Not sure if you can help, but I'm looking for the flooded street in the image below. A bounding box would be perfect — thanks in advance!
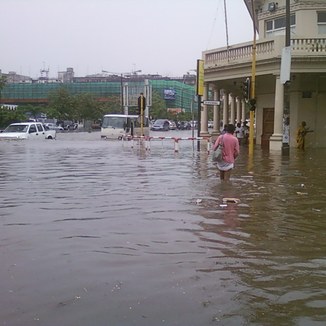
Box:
[1,131,326,326]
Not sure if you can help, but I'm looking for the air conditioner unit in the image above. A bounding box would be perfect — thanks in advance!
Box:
[268,2,276,12]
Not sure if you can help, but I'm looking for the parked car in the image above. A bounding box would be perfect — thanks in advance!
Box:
[58,120,78,131]
[168,121,177,130]
[44,123,64,131]
[190,121,198,129]
[178,121,191,130]
[65,122,78,130]
[0,122,56,140]
[151,119,170,131]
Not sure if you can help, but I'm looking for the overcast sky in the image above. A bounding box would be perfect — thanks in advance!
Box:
[1,0,253,78]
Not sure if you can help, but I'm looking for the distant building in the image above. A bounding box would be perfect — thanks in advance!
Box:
[5,71,32,84]
[58,67,74,83]
[0,67,196,112]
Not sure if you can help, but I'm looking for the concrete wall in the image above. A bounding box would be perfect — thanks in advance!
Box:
[316,93,326,147]
[291,75,326,148]
[295,9,317,37]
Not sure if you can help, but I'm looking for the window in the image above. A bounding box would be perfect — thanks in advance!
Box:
[266,14,296,37]
[29,125,37,133]
[274,17,286,29]
[318,12,326,34]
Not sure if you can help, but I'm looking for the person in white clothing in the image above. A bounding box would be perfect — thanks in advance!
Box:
[235,122,244,145]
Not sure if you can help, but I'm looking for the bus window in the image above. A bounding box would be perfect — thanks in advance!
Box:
[101,114,149,139]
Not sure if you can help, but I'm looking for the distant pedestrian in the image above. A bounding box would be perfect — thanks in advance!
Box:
[296,121,313,150]
[235,122,244,145]
[221,124,228,134]
[213,124,240,181]
[243,121,249,144]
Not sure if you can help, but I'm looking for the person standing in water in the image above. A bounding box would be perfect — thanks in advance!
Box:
[212,124,240,181]
[296,121,313,150]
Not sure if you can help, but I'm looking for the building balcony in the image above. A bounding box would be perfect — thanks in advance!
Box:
[203,36,326,83]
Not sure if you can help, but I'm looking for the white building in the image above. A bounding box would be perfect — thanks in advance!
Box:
[202,0,326,149]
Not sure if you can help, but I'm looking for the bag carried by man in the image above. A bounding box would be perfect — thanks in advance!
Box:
[212,136,224,162]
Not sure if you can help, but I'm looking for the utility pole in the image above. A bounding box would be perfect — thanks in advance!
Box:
[249,0,257,156]
[138,93,145,136]
[196,59,204,151]
[120,74,124,114]
[286,0,290,48]
[282,0,291,154]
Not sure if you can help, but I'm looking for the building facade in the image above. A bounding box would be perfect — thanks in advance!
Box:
[202,0,326,149]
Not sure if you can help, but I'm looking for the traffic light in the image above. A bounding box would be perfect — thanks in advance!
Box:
[243,77,251,101]
[137,93,146,115]
[249,98,256,111]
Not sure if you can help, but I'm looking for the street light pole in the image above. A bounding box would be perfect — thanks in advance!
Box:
[120,74,124,114]
[249,0,257,156]
[103,69,142,115]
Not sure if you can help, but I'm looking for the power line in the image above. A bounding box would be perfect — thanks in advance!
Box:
[223,0,230,61]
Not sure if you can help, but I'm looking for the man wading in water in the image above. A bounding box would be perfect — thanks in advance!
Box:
[212,124,239,181]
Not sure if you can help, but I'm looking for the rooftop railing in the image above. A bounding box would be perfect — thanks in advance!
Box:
[204,36,326,69]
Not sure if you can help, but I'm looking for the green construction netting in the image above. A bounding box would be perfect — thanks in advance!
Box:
[2,80,196,112]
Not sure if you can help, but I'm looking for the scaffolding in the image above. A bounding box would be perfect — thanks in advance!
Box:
[1,80,196,112]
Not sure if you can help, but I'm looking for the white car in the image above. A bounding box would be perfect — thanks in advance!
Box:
[169,121,177,130]
[45,123,64,131]
[0,122,56,140]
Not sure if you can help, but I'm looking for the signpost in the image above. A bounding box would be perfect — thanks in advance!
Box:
[138,93,146,136]
[203,100,220,106]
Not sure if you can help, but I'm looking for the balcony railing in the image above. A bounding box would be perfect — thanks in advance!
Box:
[204,36,326,69]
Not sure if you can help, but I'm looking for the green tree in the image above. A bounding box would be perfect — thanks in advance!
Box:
[18,104,42,120]
[48,87,76,121]
[150,90,167,119]
[98,95,121,116]
[0,107,26,128]
[75,93,101,121]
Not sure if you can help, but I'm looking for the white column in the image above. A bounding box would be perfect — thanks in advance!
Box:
[222,90,229,127]
[270,75,284,150]
[200,83,209,135]
[236,97,241,124]
[123,82,129,115]
[230,95,236,124]
[213,87,220,134]
[241,99,246,122]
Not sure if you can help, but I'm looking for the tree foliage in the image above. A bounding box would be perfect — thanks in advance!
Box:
[47,88,120,122]
[97,96,121,116]
[75,93,100,121]
[48,87,76,120]
[150,90,167,119]
[0,86,198,129]
[0,108,26,128]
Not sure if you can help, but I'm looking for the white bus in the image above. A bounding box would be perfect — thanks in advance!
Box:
[100,114,149,140]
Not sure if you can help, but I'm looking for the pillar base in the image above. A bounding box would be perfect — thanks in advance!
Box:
[269,134,283,150]
[200,131,210,138]
[211,129,220,136]
[210,130,220,143]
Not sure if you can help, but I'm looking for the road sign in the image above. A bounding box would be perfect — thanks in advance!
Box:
[203,100,220,106]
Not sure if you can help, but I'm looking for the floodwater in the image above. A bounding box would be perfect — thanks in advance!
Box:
[0,130,325,326]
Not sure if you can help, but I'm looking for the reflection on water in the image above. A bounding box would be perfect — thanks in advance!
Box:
[0,132,325,326]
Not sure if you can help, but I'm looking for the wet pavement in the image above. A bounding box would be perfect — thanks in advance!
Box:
[0,130,325,326]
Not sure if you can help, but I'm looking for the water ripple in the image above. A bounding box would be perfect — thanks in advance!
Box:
[1,133,326,325]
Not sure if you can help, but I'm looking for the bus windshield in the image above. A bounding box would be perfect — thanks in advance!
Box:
[101,114,149,139]
[102,116,126,129]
